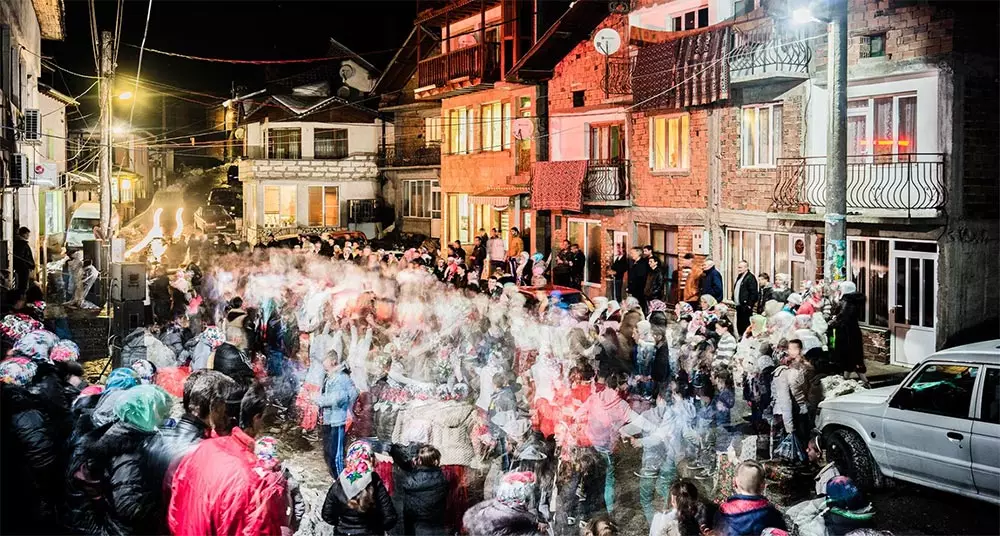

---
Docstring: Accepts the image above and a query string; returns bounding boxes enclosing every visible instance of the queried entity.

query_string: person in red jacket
[168,383,289,535]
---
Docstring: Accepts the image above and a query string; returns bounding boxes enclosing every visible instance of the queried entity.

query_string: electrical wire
[40,59,100,80]
[128,0,155,132]
[128,44,401,65]
[112,0,124,67]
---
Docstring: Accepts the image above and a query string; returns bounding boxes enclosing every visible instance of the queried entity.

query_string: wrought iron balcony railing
[604,56,635,96]
[584,159,630,203]
[348,199,380,224]
[417,42,501,88]
[729,23,811,84]
[378,144,441,167]
[771,153,946,216]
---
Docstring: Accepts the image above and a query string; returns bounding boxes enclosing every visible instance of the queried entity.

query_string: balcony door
[589,123,624,162]
[889,240,938,367]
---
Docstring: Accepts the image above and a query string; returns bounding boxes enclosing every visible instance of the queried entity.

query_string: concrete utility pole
[824,0,848,281]
[99,30,114,239]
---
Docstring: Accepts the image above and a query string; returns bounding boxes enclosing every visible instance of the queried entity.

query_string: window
[650,226,678,299]
[307,186,339,226]
[589,123,625,161]
[650,114,690,171]
[424,117,442,146]
[44,190,64,235]
[848,238,890,327]
[403,180,441,219]
[264,185,297,226]
[741,104,783,167]
[448,108,473,154]
[981,368,1000,424]
[567,219,602,285]
[862,33,886,58]
[480,102,510,152]
[847,94,917,157]
[573,91,585,108]
[733,0,755,17]
[448,194,470,243]
[119,178,134,203]
[267,128,301,159]
[726,229,806,293]
[672,6,709,31]
[897,363,978,420]
[314,129,348,159]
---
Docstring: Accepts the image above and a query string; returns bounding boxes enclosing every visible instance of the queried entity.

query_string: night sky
[44,0,418,112]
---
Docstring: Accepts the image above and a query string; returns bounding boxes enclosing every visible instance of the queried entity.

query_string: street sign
[593,28,622,56]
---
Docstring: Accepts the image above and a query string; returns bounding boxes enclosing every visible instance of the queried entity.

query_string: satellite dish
[593,28,621,56]
[234,127,245,140]
[513,118,534,139]
[339,64,356,81]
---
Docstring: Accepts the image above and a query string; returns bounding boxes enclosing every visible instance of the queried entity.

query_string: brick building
[515,0,997,366]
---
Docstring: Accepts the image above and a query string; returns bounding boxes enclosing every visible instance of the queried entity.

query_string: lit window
[448,107,473,154]
[264,185,297,226]
[307,186,339,226]
[480,102,509,152]
[314,129,348,159]
[847,94,917,158]
[267,128,301,159]
[403,180,441,219]
[741,103,783,167]
[649,114,690,171]
[424,117,442,146]
[448,193,470,243]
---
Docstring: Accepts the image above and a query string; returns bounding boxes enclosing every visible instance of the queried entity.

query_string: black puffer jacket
[212,342,254,387]
[66,421,162,535]
[144,413,209,494]
[321,472,398,536]
[0,383,67,535]
[389,444,449,534]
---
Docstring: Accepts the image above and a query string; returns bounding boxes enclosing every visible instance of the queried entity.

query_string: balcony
[417,42,501,94]
[771,154,946,218]
[584,159,631,204]
[378,144,441,168]
[603,56,636,97]
[729,23,810,87]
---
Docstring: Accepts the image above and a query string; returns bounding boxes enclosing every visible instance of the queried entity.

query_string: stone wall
[239,155,378,182]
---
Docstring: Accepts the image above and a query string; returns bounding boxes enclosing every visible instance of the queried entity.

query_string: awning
[530,160,588,212]
[633,25,732,111]
[470,187,528,207]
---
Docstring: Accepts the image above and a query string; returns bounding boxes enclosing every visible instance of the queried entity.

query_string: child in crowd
[715,319,738,361]
[714,460,786,536]
[649,479,711,536]
[712,370,736,452]
[254,436,305,535]
[389,443,449,536]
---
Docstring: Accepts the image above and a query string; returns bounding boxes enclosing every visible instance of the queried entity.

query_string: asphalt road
[870,480,999,535]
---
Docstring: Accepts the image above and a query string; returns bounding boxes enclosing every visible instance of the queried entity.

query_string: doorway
[889,240,937,366]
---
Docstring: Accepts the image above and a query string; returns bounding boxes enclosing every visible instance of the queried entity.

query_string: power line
[128,44,399,65]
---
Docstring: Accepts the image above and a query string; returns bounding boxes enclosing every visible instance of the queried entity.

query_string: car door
[972,366,1000,499]
[882,361,977,494]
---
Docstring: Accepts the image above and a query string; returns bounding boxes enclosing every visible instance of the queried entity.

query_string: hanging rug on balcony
[633,25,731,111]
[531,160,588,212]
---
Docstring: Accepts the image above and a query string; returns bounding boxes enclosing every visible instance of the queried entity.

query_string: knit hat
[495,471,537,508]
[254,436,281,471]
[0,357,37,386]
[826,476,866,510]
[105,367,140,393]
[787,293,803,306]
[532,252,544,263]
[12,329,59,362]
[50,340,81,362]
[130,359,157,384]
[113,384,172,432]
[339,440,375,500]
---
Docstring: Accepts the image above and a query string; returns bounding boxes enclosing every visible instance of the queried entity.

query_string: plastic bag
[774,433,807,462]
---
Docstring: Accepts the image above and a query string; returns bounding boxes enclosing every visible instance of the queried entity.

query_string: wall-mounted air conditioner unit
[22,109,41,143]
[10,153,30,187]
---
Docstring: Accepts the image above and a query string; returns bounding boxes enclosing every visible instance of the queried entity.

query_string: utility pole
[824,0,848,282]
[99,30,114,239]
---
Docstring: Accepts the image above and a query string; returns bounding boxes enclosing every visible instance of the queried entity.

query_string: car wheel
[826,428,880,490]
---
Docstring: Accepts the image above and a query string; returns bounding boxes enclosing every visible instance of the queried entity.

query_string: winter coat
[508,235,524,258]
[829,293,866,373]
[770,365,802,433]
[158,324,192,365]
[488,237,507,262]
[0,383,67,535]
[69,421,163,535]
[316,371,359,427]
[645,267,665,301]
[321,472,398,536]
[472,244,487,269]
[576,386,633,450]
[212,342,255,387]
[785,497,875,536]
[463,499,541,536]
[168,427,289,536]
[144,413,210,501]
[682,265,703,303]
[651,343,671,385]
[713,494,786,536]
[225,309,249,350]
[389,444,449,534]
[699,266,724,303]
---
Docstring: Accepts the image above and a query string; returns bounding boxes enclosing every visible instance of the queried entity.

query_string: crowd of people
[0,228,885,536]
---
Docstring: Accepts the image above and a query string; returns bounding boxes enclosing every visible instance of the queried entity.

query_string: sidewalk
[865,359,911,387]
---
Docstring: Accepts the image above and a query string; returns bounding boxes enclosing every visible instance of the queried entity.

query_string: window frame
[314,128,349,160]
[893,362,980,420]
[847,93,917,160]
[480,101,509,152]
[266,128,302,160]
[740,103,783,168]
[649,113,690,172]
[670,4,710,31]
[589,122,625,162]
[263,184,297,227]
[402,179,441,219]
[447,107,473,155]
[567,218,603,287]
[424,116,443,146]
[306,185,339,227]
[725,228,805,294]
[847,237,891,328]
[978,367,1000,424]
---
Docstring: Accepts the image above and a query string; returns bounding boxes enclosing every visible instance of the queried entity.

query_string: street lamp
[792,0,848,282]
[118,91,134,100]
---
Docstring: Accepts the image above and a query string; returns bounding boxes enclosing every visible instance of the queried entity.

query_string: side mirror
[890,386,913,410]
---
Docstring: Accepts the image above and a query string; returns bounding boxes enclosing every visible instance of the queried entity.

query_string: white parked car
[817,340,1000,504]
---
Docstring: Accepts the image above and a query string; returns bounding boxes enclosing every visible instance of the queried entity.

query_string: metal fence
[584,159,630,202]
[729,24,811,82]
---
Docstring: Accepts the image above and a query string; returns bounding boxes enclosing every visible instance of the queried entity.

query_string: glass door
[888,240,938,366]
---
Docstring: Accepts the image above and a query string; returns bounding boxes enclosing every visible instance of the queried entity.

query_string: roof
[243,94,379,124]
[31,0,65,40]
[932,340,1000,364]
[507,0,613,82]
[38,82,79,106]
[372,26,440,99]
[328,37,378,74]
[469,187,529,205]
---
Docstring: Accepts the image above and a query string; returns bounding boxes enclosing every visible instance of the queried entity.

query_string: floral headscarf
[0,314,43,344]
[50,340,81,362]
[254,436,281,471]
[647,300,668,315]
[0,357,37,386]
[339,440,374,500]
[675,301,694,321]
[12,330,60,362]
[130,359,157,384]
[199,326,226,350]
[496,471,537,508]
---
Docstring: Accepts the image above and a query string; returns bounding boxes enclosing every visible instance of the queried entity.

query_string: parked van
[65,202,118,248]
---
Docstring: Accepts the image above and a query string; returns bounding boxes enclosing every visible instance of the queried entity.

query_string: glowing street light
[118,91,134,100]
[791,6,819,24]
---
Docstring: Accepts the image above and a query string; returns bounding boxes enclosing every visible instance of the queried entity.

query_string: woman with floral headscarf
[321,440,398,535]
[464,471,542,536]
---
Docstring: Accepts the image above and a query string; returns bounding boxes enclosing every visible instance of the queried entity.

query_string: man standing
[610,243,628,302]
[698,258,724,305]
[552,240,572,287]
[570,243,586,289]
[732,260,760,335]
[12,226,35,292]
[507,227,523,260]
[487,228,506,275]
[627,247,649,312]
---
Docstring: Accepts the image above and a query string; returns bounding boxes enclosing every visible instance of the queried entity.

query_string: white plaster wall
[38,93,67,172]
[254,120,384,158]
[629,0,726,31]
[549,109,628,162]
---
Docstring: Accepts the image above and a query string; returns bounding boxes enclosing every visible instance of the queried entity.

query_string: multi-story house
[67,126,157,222]
[37,82,77,248]
[1,0,64,282]
[521,0,997,366]
[233,50,388,242]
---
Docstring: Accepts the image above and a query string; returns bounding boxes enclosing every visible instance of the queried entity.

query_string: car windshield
[210,190,239,206]
[202,206,228,218]
[70,218,100,232]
